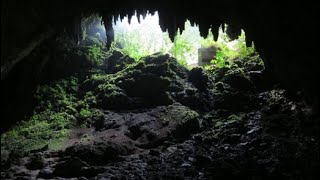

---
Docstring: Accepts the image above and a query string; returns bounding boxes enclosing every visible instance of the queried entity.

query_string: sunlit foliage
[112,12,172,61]
[1,78,102,159]
[112,12,256,68]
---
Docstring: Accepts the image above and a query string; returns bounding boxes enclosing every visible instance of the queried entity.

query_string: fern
[211,50,227,68]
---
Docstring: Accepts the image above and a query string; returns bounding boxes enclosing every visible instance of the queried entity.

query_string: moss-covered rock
[212,67,230,82]
[82,53,190,109]
[220,68,254,92]
[96,83,131,109]
[168,105,200,139]
[104,50,135,73]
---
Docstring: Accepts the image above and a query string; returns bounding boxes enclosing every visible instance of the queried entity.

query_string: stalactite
[149,9,156,16]
[199,22,210,38]
[120,13,125,21]
[226,24,241,40]
[158,10,169,32]
[176,16,185,34]
[211,24,219,41]
[136,9,142,23]
[113,15,118,25]
[102,15,114,50]
[128,10,134,24]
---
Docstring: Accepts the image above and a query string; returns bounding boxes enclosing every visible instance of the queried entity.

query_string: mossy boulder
[220,68,254,92]
[82,53,190,109]
[168,105,200,139]
[95,83,131,109]
[234,54,264,72]
[104,50,135,73]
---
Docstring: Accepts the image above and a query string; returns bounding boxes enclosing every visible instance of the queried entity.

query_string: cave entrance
[82,11,256,69]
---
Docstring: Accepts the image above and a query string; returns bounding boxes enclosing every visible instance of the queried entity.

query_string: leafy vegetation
[1,110,75,159]
[112,12,257,69]
[112,12,171,61]
[210,50,227,68]
[87,44,106,65]
[170,30,190,68]
[1,77,103,159]
[1,78,79,159]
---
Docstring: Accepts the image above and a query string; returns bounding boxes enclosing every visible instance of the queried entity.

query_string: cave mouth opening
[83,11,259,69]
[2,3,319,178]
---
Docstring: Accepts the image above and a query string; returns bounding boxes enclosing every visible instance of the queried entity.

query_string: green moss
[1,110,75,160]
[93,81,129,109]
[90,74,111,82]
[34,77,79,114]
[79,108,93,118]
[1,78,81,160]
[87,44,106,65]
[168,105,200,139]
[83,91,97,106]
[77,108,103,127]
[184,110,200,120]
[227,114,243,122]
[210,50,228,68]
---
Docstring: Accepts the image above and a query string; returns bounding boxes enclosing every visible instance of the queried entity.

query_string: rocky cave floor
[1,50,320,179]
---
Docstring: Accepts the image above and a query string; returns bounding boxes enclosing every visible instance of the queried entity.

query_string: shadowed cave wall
[1,0,319,131]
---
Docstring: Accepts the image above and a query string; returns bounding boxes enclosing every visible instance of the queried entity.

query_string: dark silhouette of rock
[188,67,209,91]
[26,154,45,170]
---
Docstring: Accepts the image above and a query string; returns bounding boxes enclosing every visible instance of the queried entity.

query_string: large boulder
[170,105,200,139]
[188,67,209,91]
[220,68,254,92]
[96,83,131,109]
[82,53,190,109]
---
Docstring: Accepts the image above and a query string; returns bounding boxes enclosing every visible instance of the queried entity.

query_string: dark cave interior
[1,0,319,179]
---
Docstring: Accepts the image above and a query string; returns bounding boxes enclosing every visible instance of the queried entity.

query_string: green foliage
[97,83,128,106]
[110,11,262,70]
[83,91,97,107]
[87,44,105,65]
[170,21,202,67]
[112,15,258,70]
[170,30,190,68]
[34,77,79,114]
[78,108,103,127]
[79,108,94,118]
[211,50,227,68]
[1,78,80,159]
[227,114,243,122]
[184,110,200,120]
[1,76,106,159]
[112,13,171,61]
[1,110,75,160]
[200,30,216,48]
[204,28,257,69]
[234,31,255,59]
[113,32,149,61]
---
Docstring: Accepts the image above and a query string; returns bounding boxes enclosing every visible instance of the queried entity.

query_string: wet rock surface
[1,52,319,179]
